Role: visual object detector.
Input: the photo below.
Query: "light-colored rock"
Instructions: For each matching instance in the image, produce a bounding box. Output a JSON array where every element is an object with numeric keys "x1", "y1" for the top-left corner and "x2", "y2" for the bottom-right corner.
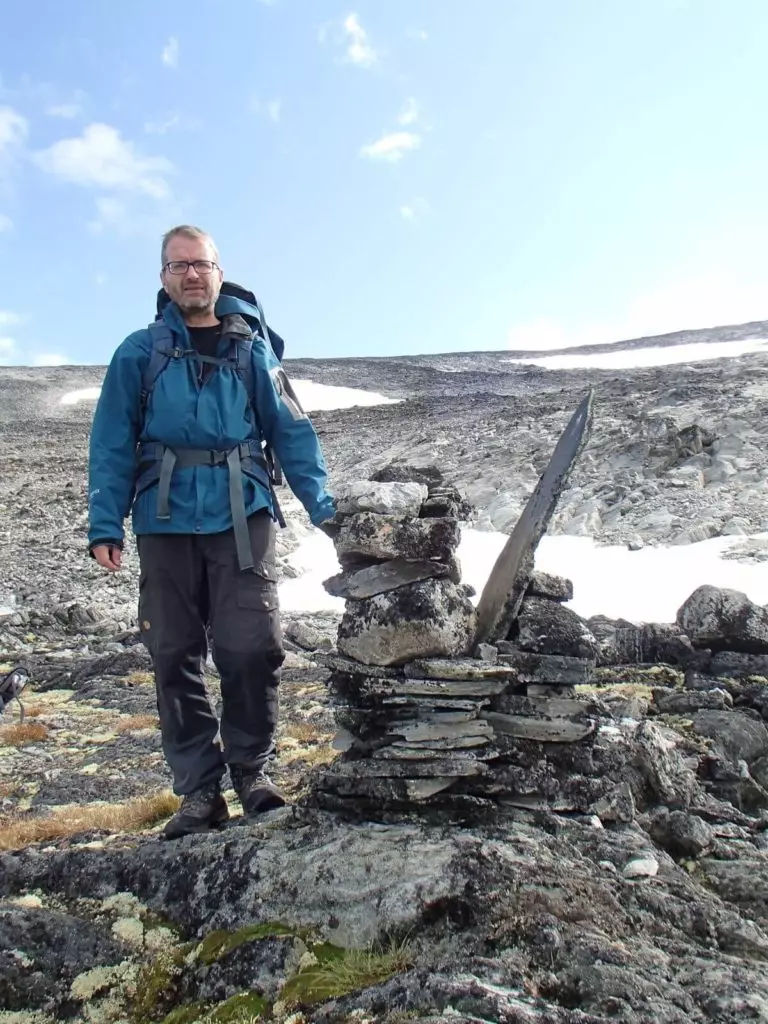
[
  {"x1": 336, "y1": 481, "x2": 428, "y2": 517},
  {"x1": 677, "y1": 584, "x2": 768, "y2": 654},
  {"x1": 623, "y1": 855, "x2": 659, "y2": 879},
  {"x1": 335, "y1": 513, "x2": 460, "y2": 565}
]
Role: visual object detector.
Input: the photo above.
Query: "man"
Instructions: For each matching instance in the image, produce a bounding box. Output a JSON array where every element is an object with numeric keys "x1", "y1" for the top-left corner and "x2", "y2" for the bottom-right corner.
[{"x1": 88, "y1": 224, "x2": 336, "y2": 839}]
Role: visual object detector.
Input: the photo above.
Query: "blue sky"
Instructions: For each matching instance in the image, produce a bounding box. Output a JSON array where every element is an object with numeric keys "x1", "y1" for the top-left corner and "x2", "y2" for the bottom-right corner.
[{"x1": 2, "y1": 0, "x2": 768, "y2": 365}]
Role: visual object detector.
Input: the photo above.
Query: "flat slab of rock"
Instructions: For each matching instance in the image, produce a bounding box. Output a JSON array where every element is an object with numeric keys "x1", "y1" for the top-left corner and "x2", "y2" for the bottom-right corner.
[
  {"x1": 691, "y1": 710, "x2": 768, "y2": 764},
  {"x1": 514, "y1": 598, "x2": 599, "y2": 659},
  {"x1": 495, "y1": 646, "x2": 595, "y2": 686},
  {"x1": 653, "y1": 688, "x2": 732, "y2": 714},
  {"x1": 355, "y1": 676, "x2": 511, "y2": 699},
  {"x1": 335, "y1": 480, "x2": 428, "y2": 517},
  {"x1": 404, "y1": 658, "x2": 519, "y2": 682},
  {"x1": 337, "y1": 579, "x2": 475, "y2": 666},
  {"x1": 481, "y1": 710, "x2": 596, "y2": 743},
  {"x1": 323, "y1": 558, "x2": 457, "y2": 599},
  {"x1": 677, "y1": 584, "x2": 768, "y2": 654},
  {"x1": 323, "y1": 757, "x2": 486, "y2": 779},
  {"x1": 315, "y1": 653, "x2": 404, "y2": 679},
  {"x1": 709, "y1": 651, "x2": 768, "y2": 679},
  {"x1": 335, "y1": 514, "x2": 460, "y2": 565},
  {"x1": 491, "y1": 694, "x2": 593, "y2": 720},
  {"x1": 526, "y1": 571, "x2": 574, "y2": 602}
]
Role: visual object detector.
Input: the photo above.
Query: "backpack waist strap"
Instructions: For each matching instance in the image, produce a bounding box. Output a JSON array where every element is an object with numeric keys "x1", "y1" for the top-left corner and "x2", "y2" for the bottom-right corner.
[{"x1": 135, "y1": 440, "x2": 272, "y2": 571}]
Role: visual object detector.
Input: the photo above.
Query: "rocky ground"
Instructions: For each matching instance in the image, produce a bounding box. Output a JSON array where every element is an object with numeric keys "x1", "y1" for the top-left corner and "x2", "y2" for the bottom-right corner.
[{"x1": 1, "y1": 324, "x2": 768, "y2": 1023}]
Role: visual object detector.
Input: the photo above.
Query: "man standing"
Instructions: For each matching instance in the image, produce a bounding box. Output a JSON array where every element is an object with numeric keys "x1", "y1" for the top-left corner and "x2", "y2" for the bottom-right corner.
[{"x1": 88, "y1": 225, "x2": 336, "y2": 839}]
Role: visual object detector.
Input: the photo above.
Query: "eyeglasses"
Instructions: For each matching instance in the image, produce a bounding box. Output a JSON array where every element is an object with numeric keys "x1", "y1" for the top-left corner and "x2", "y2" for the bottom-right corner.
[{"x1": 163, "y1": 260, "x2": 219, "y2": 275}]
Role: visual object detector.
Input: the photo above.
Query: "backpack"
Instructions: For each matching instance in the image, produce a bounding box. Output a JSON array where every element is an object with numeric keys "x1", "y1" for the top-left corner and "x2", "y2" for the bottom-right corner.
[
  {"x1": 0, "y1": 666, "x2": 29, "y2": 721},
  {"x1": 141, "y1": 280, "x2": 286, "y2": 489}
]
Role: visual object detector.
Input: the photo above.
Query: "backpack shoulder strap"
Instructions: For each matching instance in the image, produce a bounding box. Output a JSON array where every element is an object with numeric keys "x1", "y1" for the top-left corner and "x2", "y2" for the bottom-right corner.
[
  {"x1": 232, "y1": 331, "x2": 284, "y2": 487},
  {"x1": 141, "y1": 321, "x2": 175, "y2": 408}
]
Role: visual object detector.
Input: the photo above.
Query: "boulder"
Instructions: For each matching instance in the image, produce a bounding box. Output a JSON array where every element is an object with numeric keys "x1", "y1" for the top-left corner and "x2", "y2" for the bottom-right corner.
[
  {"x1": 513, "y1": 597, "x2": 598, "y2": 660},
  {"x1": 587, "y1": 616, "x2": 695, "y2": 666},
  {"x1": 690, "y1": 710, "x2": 768, "y2": 765},
  {"x1": 335, "y1": 481, "x2": 428, "y2": 517},
  {"x1": 526, "y1": 571, "x2": 574, "y2": 602},
  {"x1": 337, "y1": 579, "x2": 475, "y2": 666},
  {"x1": 676, "y1": 585, "x2": 768, "y2": 654},
  {"x1": 335, "y1": 514, "x2": 460, "y2": 566}
]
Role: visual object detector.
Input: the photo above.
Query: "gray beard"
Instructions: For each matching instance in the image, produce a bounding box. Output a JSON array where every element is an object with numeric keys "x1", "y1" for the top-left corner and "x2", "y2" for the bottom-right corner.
[{"x1": 178, "y1": 295, "x2": 214, "y2": 316}]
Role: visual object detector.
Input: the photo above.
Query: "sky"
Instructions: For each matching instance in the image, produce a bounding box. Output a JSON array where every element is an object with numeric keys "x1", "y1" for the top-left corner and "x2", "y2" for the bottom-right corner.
[{"x1": 3, "y1": 0, "x2": 768, "y2": 366}]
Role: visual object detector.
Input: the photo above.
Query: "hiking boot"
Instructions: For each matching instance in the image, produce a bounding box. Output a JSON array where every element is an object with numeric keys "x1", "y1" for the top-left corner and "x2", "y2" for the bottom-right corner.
[
  {"x1": 230, "y1": 765, "x2": 287, "y2": 817},
  {"x1": 162, "y1": 784, "x2": 229, "y2": 840}
]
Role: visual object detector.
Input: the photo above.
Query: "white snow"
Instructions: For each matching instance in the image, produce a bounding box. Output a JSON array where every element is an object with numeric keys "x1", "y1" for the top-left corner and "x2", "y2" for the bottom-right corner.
[
  {"x1": 505, "y1": 337, "x2": 768, "y2": 371},
  {"x1": 280, "y1": 526, "x2": 768, "y2": 623},
  {"x1": 59, "y1": 379, "x2": 400, "y2": 411}
]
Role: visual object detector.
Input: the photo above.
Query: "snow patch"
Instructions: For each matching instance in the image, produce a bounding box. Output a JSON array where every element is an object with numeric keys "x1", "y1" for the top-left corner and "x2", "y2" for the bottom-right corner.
[
  {"x1": 59, "y1": 379, "x2": 400, "y2": 411},
  {"x1": 279, "y1": 525, "x2": 768, "y2": 624},
  {"x1": 505, "y1": 338, "x2": 768, "y2": 371}
]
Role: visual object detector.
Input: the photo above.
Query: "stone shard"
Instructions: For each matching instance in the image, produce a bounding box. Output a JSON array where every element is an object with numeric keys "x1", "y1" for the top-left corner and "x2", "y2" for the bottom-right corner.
[
  {"x1": 337, "y1": 579, "x2": 475, "y2": 667},
  {"x1": 323, "y1": 558, "x2": 458, "y2": 599},
  {"x1": 526, "y1": 571, "x2": 574, "y2": 602},
  {"x1": 481, "y1": 710, "x2": 596, "y2": 743},
  {"x1": 676, "y1": 584, "x2": 768, "y2": 654},
  {"x1": 335, "y1": 480, "x2": 428, "y2": 517},
  {"x1": 494, "y1": 646, "x2": 595, "y2": 686},
  {"x1": 473, "y1": 390, "x2": 594, "y2": 646},
  {"x1": 335, "y1": 513, "x2": 460, "y2": 565},
  {"x1": 404, "y1": 658, "x2": 519, "y2": 681},
  {"x1": 513, "y1": 598, "x2": 599, "y2": 659}
]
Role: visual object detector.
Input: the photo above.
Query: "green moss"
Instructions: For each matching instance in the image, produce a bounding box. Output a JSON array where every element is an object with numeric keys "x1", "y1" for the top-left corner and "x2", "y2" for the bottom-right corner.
[
  {"x1": 196, "y1": 922, "x2": 298, "y2": 965},
  {"x1": 131, "y1": 947, "x2": 190, "y2": 1023},
  {"x1": 205, "y1": 991, "x2": 268, "y2": 1022},
  {"x1": 161, "y1": 1003, "x2": 207, "y2": 1024},
  {"x1": 281, "y1": 940, "x2": 413, "y2": 1008}
]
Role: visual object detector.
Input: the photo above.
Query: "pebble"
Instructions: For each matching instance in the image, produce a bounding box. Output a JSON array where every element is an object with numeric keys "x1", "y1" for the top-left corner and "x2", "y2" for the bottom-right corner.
[{"x1": 623, "y1": 855, "x2": 659, "y2": 879}]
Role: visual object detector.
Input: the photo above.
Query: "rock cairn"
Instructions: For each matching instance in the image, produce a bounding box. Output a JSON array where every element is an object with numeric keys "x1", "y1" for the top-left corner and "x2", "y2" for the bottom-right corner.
[{"x1": 312, "y1": 478, "x2": 614, "y2": 821}]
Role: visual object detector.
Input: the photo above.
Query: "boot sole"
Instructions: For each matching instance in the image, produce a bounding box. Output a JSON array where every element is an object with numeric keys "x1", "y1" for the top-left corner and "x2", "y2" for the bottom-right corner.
[{"x1": 161, "y1": 810, "x2": 230, "y2": 841}]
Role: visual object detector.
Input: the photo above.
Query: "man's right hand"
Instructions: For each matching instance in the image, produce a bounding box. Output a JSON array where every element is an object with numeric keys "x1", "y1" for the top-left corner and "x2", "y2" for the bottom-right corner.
[{"x1": 92, "y1": 544, "x2": 122, "y2": 571}]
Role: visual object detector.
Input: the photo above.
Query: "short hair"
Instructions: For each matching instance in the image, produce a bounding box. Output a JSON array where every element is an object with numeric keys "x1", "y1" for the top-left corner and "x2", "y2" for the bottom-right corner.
[{"x1": 161, "y1": 225, "x2": 220, "y2": 266}]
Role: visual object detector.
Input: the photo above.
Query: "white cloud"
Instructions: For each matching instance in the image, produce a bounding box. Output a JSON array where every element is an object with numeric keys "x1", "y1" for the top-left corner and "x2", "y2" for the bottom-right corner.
[
  {"x1": 47, "y1": 103, "x2": 82, "y2": 119},
  {"x1": 0, "y1": 310, "x2": 23, "y2": 327},
  {"x1": 408, "y1": 27, "x2": 428, "y2": 41},
  {"x1": 400, "y1": 197, "x2": 429, "y2": 221},
  {"x1": 162, "y1": 36, "x2": 180, "y2": 69},
  {"x1": 0, "y1": 337, "x2": 17, "y2": 364},
  {"x1": 0, "y1": 213, "x2": 12, "y2": 233},
  {"x1": 0, "y1": 106, "x2": 28, "y2": 153},
  {"x1": 34, "y1": 124, "x2": 173, "y2": 199},
  {"x1": 33, "y1": 353, "x2": 70, "y2": 366},
  {"x1": 508, "y1": 271, "x2": 768, "y2": 352},
  {"x1": 343, "y1": 12, "x2": 377, "y2": 68},
  {"x1": 397, "y1": 98, "x2": 419, "y2": 126},
  {"x1": 360, "y1": 131, "x2": 421, "y2": 162}
]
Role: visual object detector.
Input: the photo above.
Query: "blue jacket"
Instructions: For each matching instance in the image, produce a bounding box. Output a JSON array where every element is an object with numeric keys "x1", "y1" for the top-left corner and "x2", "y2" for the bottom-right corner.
[{"x1": 87, "y1": 293, "x2": 336, "y2": 549}]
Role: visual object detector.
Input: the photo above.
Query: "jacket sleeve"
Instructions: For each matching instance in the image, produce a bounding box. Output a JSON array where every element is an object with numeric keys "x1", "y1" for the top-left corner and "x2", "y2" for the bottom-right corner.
[
  {"x1": 251, "y1": 342, "x2": 336, "y2": 526},
  {"x1": 87, "y1": 335, "x2": 144, "y2": 549}
]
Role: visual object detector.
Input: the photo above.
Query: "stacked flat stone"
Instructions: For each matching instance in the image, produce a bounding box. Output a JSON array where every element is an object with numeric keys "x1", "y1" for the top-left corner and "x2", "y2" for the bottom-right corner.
[{"x1": 311, "y1": 480, "x2": 613, "y2": 821}]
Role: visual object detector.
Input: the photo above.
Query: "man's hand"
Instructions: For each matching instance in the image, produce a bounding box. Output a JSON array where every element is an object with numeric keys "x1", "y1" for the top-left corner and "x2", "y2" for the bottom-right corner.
[{"x1": 92, "y1": 544, "x2": 122, "y2": 571}]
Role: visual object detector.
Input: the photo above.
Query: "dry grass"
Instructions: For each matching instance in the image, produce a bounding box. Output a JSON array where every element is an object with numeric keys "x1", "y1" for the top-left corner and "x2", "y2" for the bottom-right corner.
[
  {"x1": 0, "y1": 790, "x2": 180, "y2": 851},
  {"x1": 284, "y1": 720, "x2": 320, "y2": 744},
  {"x1": 0, "y1": 722, "x2": 49, "y2": 746},
  {"x1": 115, "y1": 714, "x2": 159, "y2": 733},
  {"x1": 23, "y1": 705, "x2": 44, "y2": 718},
  {"x1": 126, "y1": 671, "x2": 154, "y2": 686}
]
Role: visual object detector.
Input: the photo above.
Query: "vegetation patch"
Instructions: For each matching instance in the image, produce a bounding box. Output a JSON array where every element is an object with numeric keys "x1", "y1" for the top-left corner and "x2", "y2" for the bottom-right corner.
[
  {"x1": 116, "y1": 714, "x2": 160, "y2": 733},
  {"x1": 0, "y1": 722, "x2": 49, "y2": 746},
  {"x1": 205, "y1": 991, "x2": 269, "y2": 1022},
  {"x1": 126, "y1": 671, "x2": 155, "y2": 686},
  {"x1": 280, "y1": 938, "x2": 413, "y2": 1008},
  {"x1": 0, "y1": 790, "x2": 180, "y2": 850},
  {"x1": 196, "y1": 922, "x2": 299, "y2": 965}
]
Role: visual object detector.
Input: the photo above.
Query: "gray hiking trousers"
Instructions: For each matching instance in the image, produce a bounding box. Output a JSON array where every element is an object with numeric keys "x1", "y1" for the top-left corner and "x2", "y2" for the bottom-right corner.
[{"x1": 136, "y1": 510, "x2": 284, "y2": 795}]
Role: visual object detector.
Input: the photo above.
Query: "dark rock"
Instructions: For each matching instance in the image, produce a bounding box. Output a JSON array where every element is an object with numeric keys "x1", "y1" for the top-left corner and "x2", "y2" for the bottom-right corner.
[
  {"x1": 653, "y1": 687, "x2": 732, "y2": 714},
  {"x1": 690, "y1": 709, "x2": 768, "y2": 764},
  {"x1": 647, "y1": 808, "x2": 714, "y2": 858},
  {"x1": 710, "y1": 650, "x2": 768, "y2": 679},
  {"x1": 513, "y1": 598, "x2": 599, "y2": 660},
  {"x1": 323, "y1": 558, "x2": 458, "y2": 599},
  {"x1": 590, "y1": 619, "x2": 696, "y2": 667},
  {"x1": 496, "y1": 646, "x2": 594, "y2": 686},
  {"x1": 526, "y1": 571, "x2": 574, "y2": 602},
  {"x1": 0, "y1": 904, "x2": 127, "y2": 1014},
  {"x1": 419, "y1": 486, "x2": 473, "y2": 520},
  {"x1": 370, "y1": 463, "x2": 444, "y2": 488},
  {"x1": 404, "y1": 658, "x2": 519, "y2": 682},
  {"x1": 677, "y1": 584, "x2": 768, "y2": 654},
  {"x1": 337, "y1": 579, "x2": 475, "y2": 666},
  {"x1": 335, "y1": 513, "x2": 460, "y2": 565}
]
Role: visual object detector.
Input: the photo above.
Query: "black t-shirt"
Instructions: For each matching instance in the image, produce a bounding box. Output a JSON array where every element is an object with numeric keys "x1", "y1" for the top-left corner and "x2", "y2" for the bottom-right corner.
[{"x1": 187, "y1": 322, "x2": 222, "y2": 358}]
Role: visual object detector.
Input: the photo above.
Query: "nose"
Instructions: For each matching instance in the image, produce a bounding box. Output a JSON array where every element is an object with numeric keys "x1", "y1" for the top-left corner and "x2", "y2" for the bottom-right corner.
[{"x1": 184, "y1": 263, "x2": 201, "y2": 280}]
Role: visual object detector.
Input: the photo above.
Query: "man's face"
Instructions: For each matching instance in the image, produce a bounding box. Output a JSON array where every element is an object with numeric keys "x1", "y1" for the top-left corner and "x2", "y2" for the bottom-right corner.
[{"x1": 161, "y1": 235, "x2": 223, "y2": 316}]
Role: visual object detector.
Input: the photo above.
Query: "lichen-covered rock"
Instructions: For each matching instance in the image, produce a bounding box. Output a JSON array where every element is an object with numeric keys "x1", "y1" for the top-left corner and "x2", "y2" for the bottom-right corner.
[
  {"x1": 691, "y1": 709, "x2": 768, "y2": 764},
  {"x1": 337, "y1": 580, "x2": 475, "y2": 666},
  {"x1": 335, "y1": 480, "x2": 428, "y2": 517},
  {"x1": 588, "y1": 617, "x2": 695, "y2": 666},
  {"x1": 335, "y1": 513, "x2": 460, "y2": 565},
  {"x1": 526, "y1": 571, "x2": 574, "y2": 602},
  {"x1": 677, "y1": 584, "x2": 768, "y2": 654},
  {"x1": 647, "y1": 808, "x2": 714, "y2": 858},
  {"x1": 513, "y1": 597, "x2": 598, "y2": 659}
]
